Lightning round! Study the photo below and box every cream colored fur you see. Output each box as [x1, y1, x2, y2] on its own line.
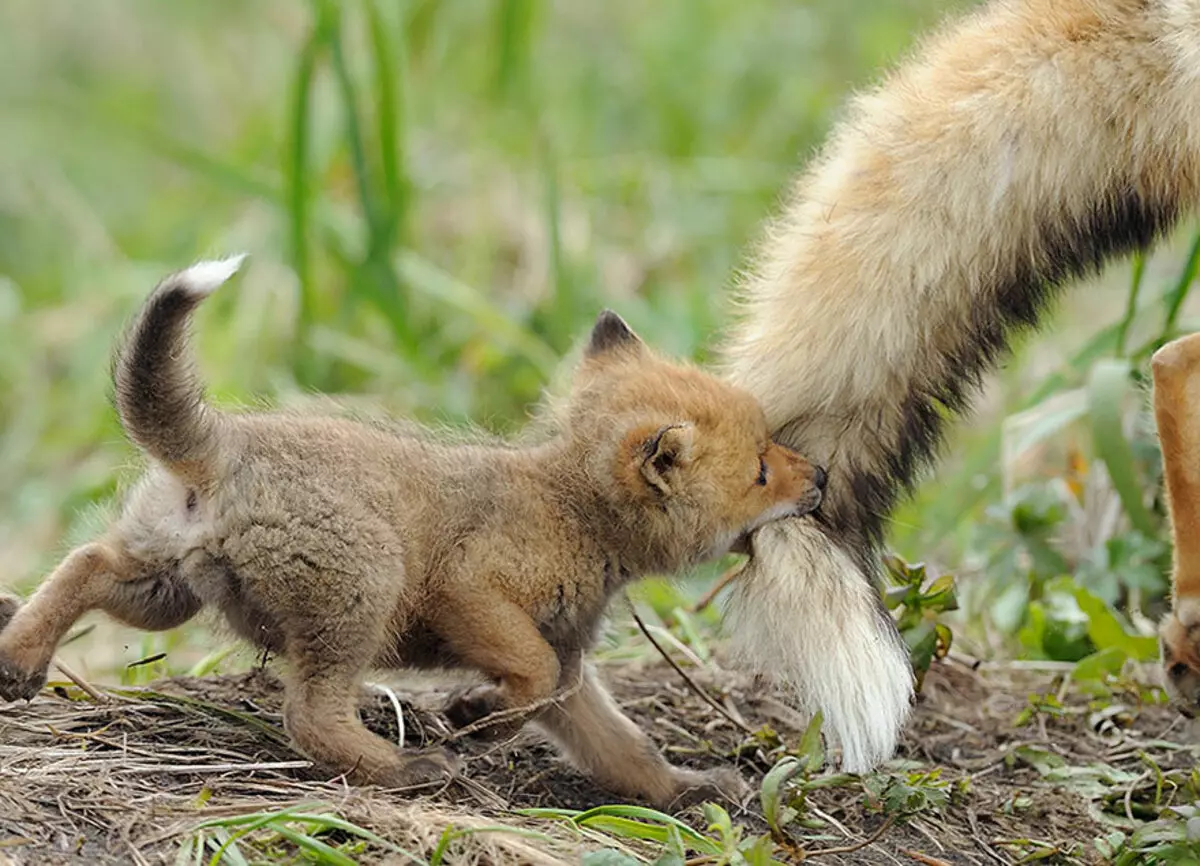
[720, 0, 1200, 772]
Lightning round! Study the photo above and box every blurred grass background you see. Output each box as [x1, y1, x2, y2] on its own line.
[2, 0, 1198, 684]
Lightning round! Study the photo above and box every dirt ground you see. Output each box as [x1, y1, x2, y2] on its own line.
[0, 655, 1195, 865]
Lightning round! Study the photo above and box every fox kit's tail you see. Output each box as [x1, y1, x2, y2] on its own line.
[112, 256, 245, 488]
[718, 0, 1200, 772]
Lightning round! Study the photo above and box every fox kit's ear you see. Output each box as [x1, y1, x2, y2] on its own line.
[586, 309, 645, 359]
[632, 423, 694, 496]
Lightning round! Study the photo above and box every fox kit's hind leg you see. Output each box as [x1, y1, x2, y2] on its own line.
[1152, 334, 1200, 714]
[282, 639, 458, 788]
[0, 540, 201, 701]
[535, 660, 748, 809]
[269, 561, 457, 789]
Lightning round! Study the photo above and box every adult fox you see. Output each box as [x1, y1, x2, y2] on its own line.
[719, 0, 1200, 772]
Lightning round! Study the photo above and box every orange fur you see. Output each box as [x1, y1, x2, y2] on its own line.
[1153, 333, 1200, 714]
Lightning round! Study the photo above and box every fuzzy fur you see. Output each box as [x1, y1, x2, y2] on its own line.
[719, 0, 1200, 771]
[1153, 333, 1200, 715]
[0, 263, 828, 809]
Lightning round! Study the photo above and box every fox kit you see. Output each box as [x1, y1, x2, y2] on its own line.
[1153, 333, 1200, 716]
[715, 0, 1200, 771]
[0, 257, 825, 808]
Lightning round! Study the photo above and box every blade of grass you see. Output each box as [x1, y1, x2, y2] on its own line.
[519, 805, 722, 855]
[187, 645, 236, 678]
[494, 0, 538, 101]
[287, 3, 332, 386]
[197, 807, 427, 864]
[429, 825, 554, 866]
[115, 689, 292, 746]
[394, 250, 559, 375]
[1086, 358, 1157, 537]
[1161, 230, 1200, 341]
[321, 0, 410, 342]
[206, 827, 251, 866]
[321, 0, 384, 236]
[1115, 251, 1146, 357]
[364, 0, 409, 245]
[269, 824, 358, 866]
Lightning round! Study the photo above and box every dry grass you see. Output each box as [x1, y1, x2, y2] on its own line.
[1, 653, 1196, 865]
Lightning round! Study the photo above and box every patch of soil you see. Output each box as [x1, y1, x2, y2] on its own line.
[0, 657, 1195, 864]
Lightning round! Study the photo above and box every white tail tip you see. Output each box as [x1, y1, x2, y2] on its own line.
[177, 254, 248, 296]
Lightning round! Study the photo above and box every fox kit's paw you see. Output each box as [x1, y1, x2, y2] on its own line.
[0, 651, 48, 703]
[0, 595, 19, 632]
[445, 684, 523, 740]
[1160, 604, 1200, 718]
[392, 748, 461, 787]
[663, 766, 750, 810]
[360, 747, 460, 789]
[0, 599, 47, 700]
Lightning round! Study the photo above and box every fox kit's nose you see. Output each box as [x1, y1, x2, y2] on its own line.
[812, 465, 827, 491]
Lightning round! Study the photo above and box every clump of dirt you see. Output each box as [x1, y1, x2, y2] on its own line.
[0, 657, 1195, 864]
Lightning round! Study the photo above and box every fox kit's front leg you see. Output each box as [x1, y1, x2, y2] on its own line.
[432, 591, 561, 737]
[1152, 334, 1200, 714]
[534, 660, 748, 809]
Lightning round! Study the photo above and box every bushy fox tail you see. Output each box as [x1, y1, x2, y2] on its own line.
[112, 256, 246, 489]
[718, 0, 1200, 772]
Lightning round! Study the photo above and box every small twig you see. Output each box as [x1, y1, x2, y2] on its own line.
[626, 598, 754, 735]
[1124, 770, 1150, 823]
[689, 560, 747, 613]
[965, 809, 1007, 866]
[364, 681, 406, 747]
[52, 730, 161, 760]
[52, 659, 107, 703]
[946, 650, 983, 671]
[117, 760, 313, 775]
[655, 716, 704, 745]
[804, 815, 897, 858]
[809, 805, 854, 840]
[446, 665, 585, 741]
[900, 850, 953, 866]
[126, 653, 167, 669]
[58, 623, 96, 649]
[451, 774, 509, 810]
[909, 818, 946, 853]
[643, 623, 707, 668]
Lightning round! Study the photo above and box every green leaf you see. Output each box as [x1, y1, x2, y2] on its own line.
[760, 757, 802, 835]
[1014, 746, 1067, 776]
[797, 710, 825, 773]
[1071, 647, 1129, 684]
[1073, 586, 1158, 661]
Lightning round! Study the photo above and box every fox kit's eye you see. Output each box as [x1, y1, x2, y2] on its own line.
[756, 457, 768, 486]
